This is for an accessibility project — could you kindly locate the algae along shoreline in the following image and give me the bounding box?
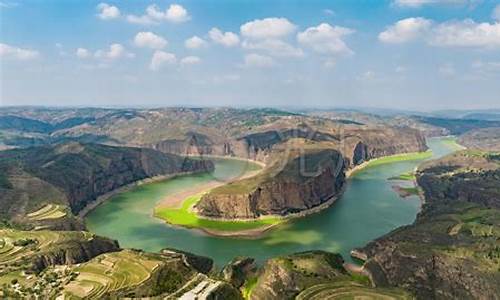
[86,137,462,267]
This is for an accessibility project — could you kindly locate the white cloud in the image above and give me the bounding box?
[430,19,500,49]
[379,17,432,43]
[380,14,500,50]
[94,43,133,60]
[494,4,500,22]
[180,56,201,65]
[185,36,207,49]
[76,48,91,59]
[134,32,167,49]
[240,18,296,39]
[127,4,190,25]
[297,23,354,55]
[147,4,190,23]
[392,0,475,8]
[126,14,156,25]
[96,3,120,20]
[242,39,304,57]
[150,50,176,70]
[243,53,275,68]
[0,43,39,60]
[209,28,240,47]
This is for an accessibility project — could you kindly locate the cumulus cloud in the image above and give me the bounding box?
[127,4,190,25]
[209,28,240,47]
[94,43,134,60]
[180,56,201,65]
[240,18,296,39]
[96,3,120,20]
[430,20,500,49]
[76,48,91,59]
[126,15,156,25]
[297,23,354,55]
[185,36,207,49]
[134,32,167,49]
[380,12,500,50]
[378,17,432,43]
[242,39,303,57]
[150,50,176,70]
[0,43,39,60]
[243,53,275,68]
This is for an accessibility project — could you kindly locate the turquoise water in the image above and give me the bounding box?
[86,138,459,266]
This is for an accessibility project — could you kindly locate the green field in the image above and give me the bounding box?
[441,136,466,150]
[366,151,432,168]
[154,193,282,232]
[62,250,180,299]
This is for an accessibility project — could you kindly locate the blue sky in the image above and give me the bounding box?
[1,0,499,110]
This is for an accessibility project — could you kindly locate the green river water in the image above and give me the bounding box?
[86,137,459,267]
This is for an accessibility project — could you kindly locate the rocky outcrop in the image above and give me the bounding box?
[30,234,119,273]
[161,247,214,274]
[358,151,500,299]
[459,127,500,151]
[0,142,214,225]
[251,251,347,300]
[343,127,428,167]
[222,257,257,288]
[417,151,500,210]
[195,149,346,219]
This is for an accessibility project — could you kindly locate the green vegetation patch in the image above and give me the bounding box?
[389,172,416,181]
[367,151,432,168]
[155,193,282,232]
[399,187,419,195]
[241,276,258,299]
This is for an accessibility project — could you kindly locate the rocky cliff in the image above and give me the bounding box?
[0,142,214,226]
[195,149,346,219]
[357,151,500,299]
[459,127,500,151]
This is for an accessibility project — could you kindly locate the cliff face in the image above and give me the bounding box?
[195,149,345,219]
[344,127,428,167]
[358,151,500,299]
[30,234,120,273]
[152,126,428,167]
[0,142,214,225]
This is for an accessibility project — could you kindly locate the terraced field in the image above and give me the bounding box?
[0,229,92,268]
[26,204,67,221]
[61,249,194,299]
[296,281,413,300]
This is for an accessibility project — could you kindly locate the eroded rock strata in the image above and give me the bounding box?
[195,149,346,219]
[0,142,214,228]
[356,151,500,299]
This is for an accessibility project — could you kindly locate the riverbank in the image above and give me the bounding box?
[78,171,200,218]
[155,184,346,238]
[346,150,433,178]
